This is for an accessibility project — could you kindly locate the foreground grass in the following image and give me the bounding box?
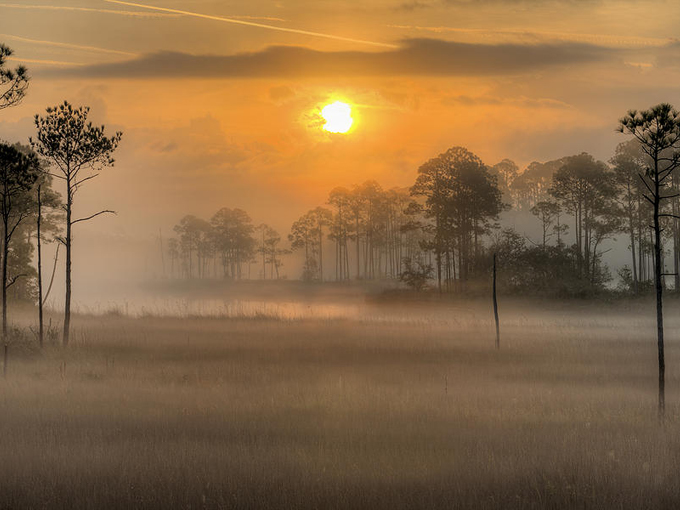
[1,300,680,509]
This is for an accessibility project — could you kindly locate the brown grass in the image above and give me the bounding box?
[1,298,680,509]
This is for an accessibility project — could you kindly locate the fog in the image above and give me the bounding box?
[3,0,680,507]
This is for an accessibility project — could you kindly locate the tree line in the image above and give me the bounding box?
[166,136,679,299]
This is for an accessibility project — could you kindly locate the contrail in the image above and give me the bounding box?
[1,34,138,57]
[104,0,398,48]
[0,3,287,22]
[8,56,84,67]
[0,3,180,18]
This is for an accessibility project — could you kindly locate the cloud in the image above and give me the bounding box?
[442,94,572,108]
[54,38,617,79]
[104,0,396,49]
[387,25,671,48]
[0,34,138,57]
[0,3,180,18]
[394,1,434,11]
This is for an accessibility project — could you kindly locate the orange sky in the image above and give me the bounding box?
[1,0,680,288]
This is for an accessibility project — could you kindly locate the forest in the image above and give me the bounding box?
[167,141,669,298]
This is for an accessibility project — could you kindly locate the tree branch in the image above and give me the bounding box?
[71,209,116,225]
[74,173,99,188]
[6,273,27,289]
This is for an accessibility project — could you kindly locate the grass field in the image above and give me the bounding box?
[1,297,680,509]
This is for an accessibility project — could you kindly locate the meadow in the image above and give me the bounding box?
[1,294,680,509]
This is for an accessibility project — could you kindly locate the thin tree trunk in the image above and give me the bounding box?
[653,168,665,422]
[493,253,499,350]
[63,179,72,347]
[2,195,8,375]
[355,216,360,279]
[37,184,43,348]
[318,226,323,282]
[629,198,638,293]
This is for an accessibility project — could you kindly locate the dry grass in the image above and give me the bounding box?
[1,298,680,509]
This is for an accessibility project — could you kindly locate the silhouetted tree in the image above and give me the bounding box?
[309,207,332,281]
[31,102,122,347]
[328,187,353,281]
[411,146,503,291]
[167,238,179,277]
[510,159,563,210]
[0,44,28,111]
[289,212,319,281]
[531,200,561,248]
[490,158,518,202]
[619,103,680,421]
[549,153,617,283]
[0,144,39,370]
[210,208,255,280]
[400,256,432,291]
[174,215,209,279]
[256,224,285,279]
[611,139,650,293]
[34,171,61,348]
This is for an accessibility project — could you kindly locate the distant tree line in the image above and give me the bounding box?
[169,209,288,281]
[165,133,680,298]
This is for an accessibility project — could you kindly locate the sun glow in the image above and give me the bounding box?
[321,101,353,133]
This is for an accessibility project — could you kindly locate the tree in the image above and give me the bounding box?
[399,256,432,291]
[531,200,561,248]
[256,224,286,279]
[411,146,503,291]
[174,215,210,279]
[0,44,29,111]
[610,139,649,294]
[34,164,61,348]
[31,102,122,347]
[549,153,617,284]
[289,213,317,281]
[510,159,563,210]
[308,207,332,281]
[619,103,680,421]
[490,158,518,202]
[210,208,255,280]
[0,144,39,368]
[327,187,353,281]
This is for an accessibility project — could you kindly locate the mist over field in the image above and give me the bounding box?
[3,0,680,508]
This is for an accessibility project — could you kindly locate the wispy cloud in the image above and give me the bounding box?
[1,34,138,57]
[8,56,84,67]
[104,0,398,48]
[388,25,671,48]
[0,3,180,18]
[56,38,616,79]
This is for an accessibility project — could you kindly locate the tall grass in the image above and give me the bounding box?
[1,300,679,509]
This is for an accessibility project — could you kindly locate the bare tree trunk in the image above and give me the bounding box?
[355,216,360,279]
[158,228,166,279]
[318,226,323,282]
[261,229,266,279]
[629,200,638,293]
[63,179,72,347]
[653,169,665,421]
[37,185,43,348]
[493,253,499,350]
[2,200,8,376]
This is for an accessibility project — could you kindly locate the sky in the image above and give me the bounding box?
[1,0,680,292]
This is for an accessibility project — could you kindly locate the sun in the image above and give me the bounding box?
[321,101,353,133]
